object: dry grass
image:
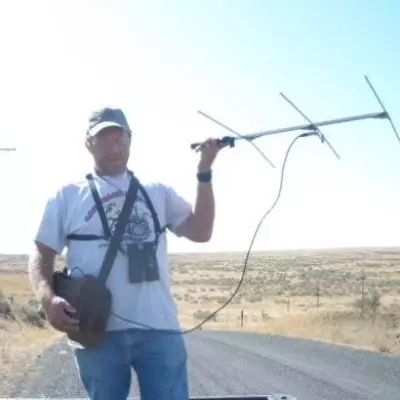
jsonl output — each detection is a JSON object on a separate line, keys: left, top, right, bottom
{"left": 1, "top": 247, "right": 400, "bottom": 386}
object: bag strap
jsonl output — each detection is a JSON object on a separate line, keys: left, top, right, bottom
{"left": 95, "top": 171, "right": 140, "bottom": 283}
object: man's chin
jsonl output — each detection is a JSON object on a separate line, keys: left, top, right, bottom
{"left": 109, "top": 160, "right": 126, "bottom": 169}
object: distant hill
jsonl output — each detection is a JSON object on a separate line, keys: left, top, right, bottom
{"left": 1, "top": 246, "right": 400, "bottom": 273}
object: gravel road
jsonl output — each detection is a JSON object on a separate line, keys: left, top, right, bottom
{"left": 8, "top": 330, "right": 400, "bottom": 399}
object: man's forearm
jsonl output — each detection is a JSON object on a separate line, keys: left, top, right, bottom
{"left": 193, "top": 182, "right": 215, "bottom": 240}
{"left": 188, "top": 177, "right": 215, "bottom": 242}
{"left": 180, "top": 138, "right": 220, "bottom": 242}
{"left": 28, "top": 246, "right": 55, "bottom": 307}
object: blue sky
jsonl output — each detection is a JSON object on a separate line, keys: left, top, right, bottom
{"left": 0, "top": 0, "right": 399, "bottom": 253}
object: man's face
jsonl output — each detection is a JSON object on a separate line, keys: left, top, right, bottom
{"left": 87, "top": 126, "right": 131, "bottom": 175}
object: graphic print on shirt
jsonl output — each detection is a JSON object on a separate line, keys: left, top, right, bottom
{"left": 84, "top": 189, "right": 154, "bottom": 255}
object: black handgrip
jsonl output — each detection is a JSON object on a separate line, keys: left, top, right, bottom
{"left": 190, "top": 136, "right": 235, "bottom": 150}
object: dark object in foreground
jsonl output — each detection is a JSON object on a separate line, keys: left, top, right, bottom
{"left": 190, "top": 395, "right": 296, "bottom": 400}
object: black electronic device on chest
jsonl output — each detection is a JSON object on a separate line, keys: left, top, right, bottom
{"left": 67, "top": 171, "right": 166, "bottom": 284}
{"left": 127, "top": 242, "right": 159, "bottom": 283}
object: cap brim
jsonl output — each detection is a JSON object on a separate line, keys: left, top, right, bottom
{"left": 87, "top": 121, "right": 128, "bottom": 137}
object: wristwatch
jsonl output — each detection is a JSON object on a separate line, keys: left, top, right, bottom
{"left": 197, "top": 170, "right": 212, "bottom": 183}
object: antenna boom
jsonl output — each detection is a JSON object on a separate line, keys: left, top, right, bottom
{"left": 243, "top": 111, "right": 387, "bottom": 142}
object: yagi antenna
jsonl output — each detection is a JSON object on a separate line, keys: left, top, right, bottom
{"left": 191, "top": 75, "right": 399, "bottom": 165}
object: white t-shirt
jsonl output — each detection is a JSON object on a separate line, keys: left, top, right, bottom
{"left": 34, "top": 170, "right": 192, "bottom": 341}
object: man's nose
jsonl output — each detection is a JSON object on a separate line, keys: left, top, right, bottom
{"left": 108, "top": 141, "right": 125, "bottom": 153}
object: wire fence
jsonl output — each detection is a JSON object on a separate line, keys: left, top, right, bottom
{"left": 188, "top": 270, "right": 394, "bottom": 328}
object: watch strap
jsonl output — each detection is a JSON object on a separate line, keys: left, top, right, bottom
{"left": 197, "top": 170, "right": 212, "bottom": 182}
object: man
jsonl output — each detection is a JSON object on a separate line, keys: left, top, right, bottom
{"left": 28, "top": 107, "right": 220, "bottom": 400}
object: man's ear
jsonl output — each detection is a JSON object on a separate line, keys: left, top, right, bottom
{"left": 85, "top": 137, "right": 93, "bottom": 154}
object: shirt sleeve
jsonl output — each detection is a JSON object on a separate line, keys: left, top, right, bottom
{"left": 34, "top": 188, "right": 67, "bottom": 255}
{"left": 164, "top": 185, "right": 193, "bottom": 237}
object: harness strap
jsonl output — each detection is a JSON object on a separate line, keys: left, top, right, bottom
{"left": 87, "top": 173, "right": 112, "bottom": 238}
{"left": 66, "top": 171, "right": 165, "bottom": 248}
{"left": 138, "top": 185, "right": 166, "bottom": 247}
{"left": 67, "top": 233, "right": 106, "bottom": 240}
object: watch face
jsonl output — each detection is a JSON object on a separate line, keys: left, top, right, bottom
{"left": 197, "top": 171, "right": 212, "bottom": 182}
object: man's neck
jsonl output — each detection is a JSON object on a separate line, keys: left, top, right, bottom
{"left": 94, "top": 167, "right": 128, "bottom": 179}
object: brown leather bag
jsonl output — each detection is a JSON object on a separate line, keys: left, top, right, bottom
{"left": 53, "top": 172, "right": 139, "bottom": 348}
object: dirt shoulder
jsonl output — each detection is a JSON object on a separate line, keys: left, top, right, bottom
{"left": 0, "top": 269, "right": 63, "bottom": 397}
{"left": 203, "top": 308, "right": 400, "bottom": 356}
{"left": 0, "top": 320, "right": 62, "bottom": 398}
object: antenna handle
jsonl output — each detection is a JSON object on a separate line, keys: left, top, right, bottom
{"left": 190, "top": 136, "right": 235, "bottom": 151}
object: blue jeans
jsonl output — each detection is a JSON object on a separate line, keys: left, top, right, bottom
{"left": 72, "top": 328, "right": 189, "bottom": 400}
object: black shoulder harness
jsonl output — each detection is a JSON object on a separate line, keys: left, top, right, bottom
{"left": 66, "top": 171, "right": 166, "bottom": 247}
